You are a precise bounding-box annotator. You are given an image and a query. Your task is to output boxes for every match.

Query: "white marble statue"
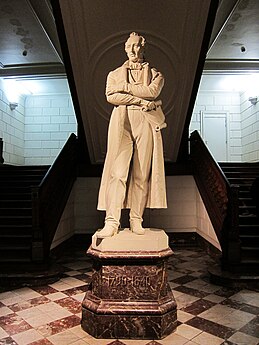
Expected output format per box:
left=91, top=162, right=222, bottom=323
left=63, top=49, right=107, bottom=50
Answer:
left=97, top=32, right=167, bottom=238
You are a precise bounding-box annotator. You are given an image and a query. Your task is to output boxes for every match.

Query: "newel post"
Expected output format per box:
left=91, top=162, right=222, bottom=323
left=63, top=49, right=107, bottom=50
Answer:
left=31, top=186, right=44, bottom=262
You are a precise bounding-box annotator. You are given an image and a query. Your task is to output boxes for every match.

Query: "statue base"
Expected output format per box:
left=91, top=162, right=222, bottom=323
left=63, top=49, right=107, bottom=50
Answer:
left=81, top=228, right=177, bottom=339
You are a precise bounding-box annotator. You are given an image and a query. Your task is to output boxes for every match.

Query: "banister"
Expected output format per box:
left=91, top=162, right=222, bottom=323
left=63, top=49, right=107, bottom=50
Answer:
left=190, top=130, right=241, bottom=268
left=31, top=133, right=78, bottom=262
left=39, top=133, right=77, bottom=189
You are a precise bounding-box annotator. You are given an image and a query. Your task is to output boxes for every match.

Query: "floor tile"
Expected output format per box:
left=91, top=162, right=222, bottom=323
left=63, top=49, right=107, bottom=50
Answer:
left=203, top=294, right=226, bottom=303
left=36, top=315, right=81, bottom=337
left=227, top=331, right=259, bottom=345
left=0, top=306, right=13, bottom=317
left=12, top=329, right=43, bottom=345
left=174, top=285, right=209, bottom=298
left=182, top=299, right=215, bottom=315
left=198, top=304, right=236, bottom=323
left=239, top=315, right=259, bottom=338
left=186, top=316, right=234, bottom=339
left=230, top=289, right=259, bottom=307
left=0, top=314, right=32, bottom=336
left=64, top=270, right=82, bottom=276
left=45, top=292, right=68, bottom=301
left=0, top=327, right=9, bottom=339
left=174, top=292, right=200, bottom=309
left=191, top=331, right=224, bottom=345
left=0, top=337, right=19, bottom=344
left=175, top=324, right=202, bottom=339
left=177, top=310, right=194, bottom=323
left=1, top=247, right=258, bottom=345
left=159, top=331, right=189, bottom=344
left=47, top=329, right=80, bottom=345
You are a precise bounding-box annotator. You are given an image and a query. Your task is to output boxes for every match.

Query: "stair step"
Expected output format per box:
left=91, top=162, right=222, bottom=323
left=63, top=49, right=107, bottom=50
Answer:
left=239, top=224, right=259, bottom=236
left=0, top=165, right=49, bottom=171
left=239, top=198, right=254, bottom=206
left=0, top=208, right=32, bottom=216
left=0, top=258, right=31, bottom=263
left=0, top=193, right=31, bottom=201
left=0, top=225, right=32, bottom=236
left=0, top=181, right=41, bottom=188
left=239, top=205, right=256, bottom=211
left=224, top=173, right=259, bottom=179
left=228, top=177, right=255, bottom=185
left=0, top=186, right=32, bottom=192
left=0, top=174, right=44, bottom=180
left=0, top=233, right=32, bottom=238
left=241, top=246, right=259, bottom=260
left=240, top=235, right=259, bottom=246
left=241, top=259, right=259, bottom=265
left=219, top=162, right=259, bottom=169
left=238, top=214, right=259, bottom=225
left=0, top=200, right=32, bottom=207
left=0, top=236, right=32, bottom=246
left=0, top=216, right=32, bottom=225
left=0, top=165, right=50, bottom=266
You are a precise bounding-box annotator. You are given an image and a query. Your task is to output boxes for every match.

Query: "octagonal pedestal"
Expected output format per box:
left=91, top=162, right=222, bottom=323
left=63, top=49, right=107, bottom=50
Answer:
left=81, top=228, right=177, bottom=339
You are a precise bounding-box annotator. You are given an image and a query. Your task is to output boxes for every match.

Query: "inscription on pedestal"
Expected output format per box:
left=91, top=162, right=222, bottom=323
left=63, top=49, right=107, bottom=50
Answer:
left=92, top=264, right=167, bottom=300
left=107, top=275, right=151, bottom=288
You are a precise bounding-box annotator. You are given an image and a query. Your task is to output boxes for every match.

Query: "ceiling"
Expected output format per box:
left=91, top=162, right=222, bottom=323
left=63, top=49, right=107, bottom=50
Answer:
left=0, top=0, right=258, bottom=165
left=0, top=0, right=258, bottom=94
left=206, top=0, right=259, bottom=72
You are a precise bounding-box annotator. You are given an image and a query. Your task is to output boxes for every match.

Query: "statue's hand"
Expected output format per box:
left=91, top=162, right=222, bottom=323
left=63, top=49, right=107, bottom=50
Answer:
left=142, top=101, right=157, bottom=112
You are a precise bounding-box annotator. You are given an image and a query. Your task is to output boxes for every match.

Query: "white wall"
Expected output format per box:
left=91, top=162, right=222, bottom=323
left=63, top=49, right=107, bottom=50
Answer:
left=190, top=90, right=242, bottom=162
left=24, top=95, right=77, bottom=165
left=0, top=79, right=25, bottom=165
left=240, top=90, right=259, bottom=162
left=51, top=187, right=75, bottom=250
left=0, top=80, right=77, bottom=166
left=71, top=176, right=221, bottom=250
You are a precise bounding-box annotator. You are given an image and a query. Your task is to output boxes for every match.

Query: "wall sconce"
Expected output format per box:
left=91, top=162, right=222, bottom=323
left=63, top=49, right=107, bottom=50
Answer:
left=9, top=102, right=18, bottom=111
left=248, top=97, right=258, bottom=105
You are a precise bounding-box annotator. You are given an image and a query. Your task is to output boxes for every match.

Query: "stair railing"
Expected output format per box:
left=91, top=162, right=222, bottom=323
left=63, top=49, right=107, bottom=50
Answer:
left=189, top=130, right=241, bottom=269
left=31, top=133, right=78, bottom=262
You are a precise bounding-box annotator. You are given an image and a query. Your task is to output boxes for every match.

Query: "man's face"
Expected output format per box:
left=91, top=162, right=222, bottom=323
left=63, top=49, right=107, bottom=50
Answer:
left=125, top=36, right=144, bottom=62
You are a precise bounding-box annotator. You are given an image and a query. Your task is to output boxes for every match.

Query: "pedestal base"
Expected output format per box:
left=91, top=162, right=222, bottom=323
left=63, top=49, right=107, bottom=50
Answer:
left=81, top=228, right=177, bottom=339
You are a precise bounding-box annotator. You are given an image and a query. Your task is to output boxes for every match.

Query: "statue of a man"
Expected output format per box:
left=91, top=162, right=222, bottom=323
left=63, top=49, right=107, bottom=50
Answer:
left=97, top=32, right=167, bottom=238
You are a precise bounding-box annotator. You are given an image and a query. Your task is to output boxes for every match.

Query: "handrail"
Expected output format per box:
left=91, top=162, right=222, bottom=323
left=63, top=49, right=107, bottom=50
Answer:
left=31, top=133, right=78, bottom=262
left=190, top=130, right=241, bottom=268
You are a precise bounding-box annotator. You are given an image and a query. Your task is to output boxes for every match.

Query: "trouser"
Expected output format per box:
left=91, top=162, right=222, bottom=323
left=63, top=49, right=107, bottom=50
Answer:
left=105, top=110, right=153, bottom=227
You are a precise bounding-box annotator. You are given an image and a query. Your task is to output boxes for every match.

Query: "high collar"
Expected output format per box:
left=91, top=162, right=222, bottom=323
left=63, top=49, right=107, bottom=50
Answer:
left=123, top=60, right=149, bottom=70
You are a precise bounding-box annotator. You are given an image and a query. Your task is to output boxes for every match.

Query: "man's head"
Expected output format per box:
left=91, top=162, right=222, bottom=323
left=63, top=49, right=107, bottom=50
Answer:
left=125, top=32, right=145, bottom=62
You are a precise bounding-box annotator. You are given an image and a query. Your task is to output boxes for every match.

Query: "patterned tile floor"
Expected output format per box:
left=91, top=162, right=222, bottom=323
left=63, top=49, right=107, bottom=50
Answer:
left=0, top=247, right=259, bottom=345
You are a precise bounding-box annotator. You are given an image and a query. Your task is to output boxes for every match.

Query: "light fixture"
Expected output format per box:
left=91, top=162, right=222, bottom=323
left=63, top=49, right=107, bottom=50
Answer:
left=9, top=102, right=18, bottom=111
left=248, top=97, right=258, bottom=105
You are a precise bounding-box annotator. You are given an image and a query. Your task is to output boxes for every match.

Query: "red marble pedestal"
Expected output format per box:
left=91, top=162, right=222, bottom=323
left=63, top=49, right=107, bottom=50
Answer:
left=81, top=230, right=177, bottom=339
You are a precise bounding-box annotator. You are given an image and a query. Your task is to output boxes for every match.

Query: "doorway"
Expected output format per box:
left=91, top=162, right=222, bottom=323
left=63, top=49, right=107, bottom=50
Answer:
left=201, top=111, right=229, bottom=162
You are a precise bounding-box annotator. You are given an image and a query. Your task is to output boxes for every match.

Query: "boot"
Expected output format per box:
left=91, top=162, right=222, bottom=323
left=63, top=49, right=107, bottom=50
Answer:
left=130, top=219, right=145, bottom=235
left=96, top=223, right=118, bottom=238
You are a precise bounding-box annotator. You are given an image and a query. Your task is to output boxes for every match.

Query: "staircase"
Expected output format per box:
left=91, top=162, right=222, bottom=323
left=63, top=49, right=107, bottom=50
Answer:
left=219, top=162, right=259, bottom=271
left=0, top=165, right=49, bottom=268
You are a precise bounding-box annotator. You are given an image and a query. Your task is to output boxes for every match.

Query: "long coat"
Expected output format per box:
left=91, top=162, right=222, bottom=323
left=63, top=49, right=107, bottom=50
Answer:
left=97, top=60, right=167, bottom=210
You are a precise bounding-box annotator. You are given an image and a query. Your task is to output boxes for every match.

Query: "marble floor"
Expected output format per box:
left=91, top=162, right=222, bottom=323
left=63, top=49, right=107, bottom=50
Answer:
left=0, top=247, right=258, bottom=345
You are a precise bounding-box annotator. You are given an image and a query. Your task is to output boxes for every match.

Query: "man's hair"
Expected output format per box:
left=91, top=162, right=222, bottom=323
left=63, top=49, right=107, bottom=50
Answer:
left=126, top=32, right=146, bottom=47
